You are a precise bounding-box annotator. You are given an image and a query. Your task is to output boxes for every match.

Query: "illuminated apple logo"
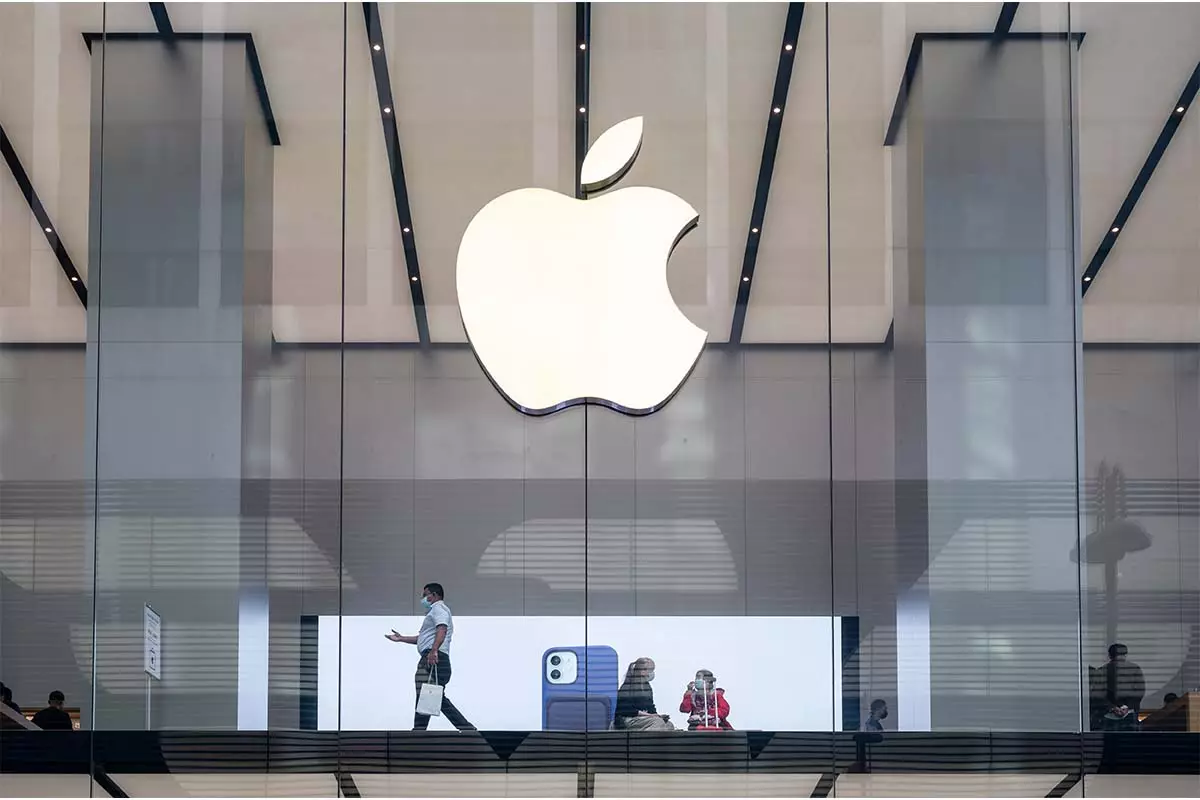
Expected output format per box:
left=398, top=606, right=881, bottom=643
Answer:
left=456, top=117, right=706, bottom=416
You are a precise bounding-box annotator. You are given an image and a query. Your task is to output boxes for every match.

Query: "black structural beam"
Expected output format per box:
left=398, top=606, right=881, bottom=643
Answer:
left=994, top=3, right=1019, bottom=36
left=91, top=768, right=129, bottom=799
left=729, top=3, right=805, bottom=345
left=336, top=772, right=361, bottom=798
left=83, top=32, right=280, bottom=146
left=810, top=773, right=838, bottom=798
left=884, top=31, right=1084, bottom=147
left=1081, top=60, right=1200, bottom=295
left=0, top=122, right=88, bottom=306
left=1046, top=774, right=1081, bottom=798
left=148, top=2, right=173, bottom=35
left=575, top=2, right=591, bottom=199
left=361, top=3, right=429, bottom=344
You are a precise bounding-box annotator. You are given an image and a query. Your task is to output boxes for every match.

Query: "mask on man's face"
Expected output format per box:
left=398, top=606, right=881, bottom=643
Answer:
left=420, top=597, right=433, bottom=610
left=880, top=709, right=889, bottom=720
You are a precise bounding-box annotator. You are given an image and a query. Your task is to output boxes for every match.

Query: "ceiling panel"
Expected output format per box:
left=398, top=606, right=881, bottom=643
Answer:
left=1010, top=1, right=1071, bottom=34
left=163, top=3, right=358, bottom=344
left=383, top=2, right=574, bottom=343
left=829, top=2, right=893, bottom=343
left=0, top=3, right=1197, bottom=346
left=0, top=2, right=97, bottom=342
left=1074, top=2, right=1200, bottom=342
left=591, top=2, right=782, bottom=345
left=343, top=2, right=420, bottom=343
left=741, top=2, right=827, bottom=343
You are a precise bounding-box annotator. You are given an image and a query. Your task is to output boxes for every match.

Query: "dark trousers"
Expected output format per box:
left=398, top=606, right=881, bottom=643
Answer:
left=413, top=650, right=474, bottom=731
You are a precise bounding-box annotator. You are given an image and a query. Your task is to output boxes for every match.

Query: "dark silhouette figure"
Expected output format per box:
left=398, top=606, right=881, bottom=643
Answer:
left=1101, top=643, right=1145, bottom=731
left=32, top=691, right=73, bottom=731
left=862, top=698, right=888, bottom=732
left=0, top=682, right=20, bottom=714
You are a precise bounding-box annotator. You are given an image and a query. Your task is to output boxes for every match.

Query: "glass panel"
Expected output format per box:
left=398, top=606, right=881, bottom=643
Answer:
left=88, top=2, right=345, bottom=734
left=0, top=0, right=100, bottom=743
left=1075, top=1, right=1200, bottom=737
left=335, top=2, right=586, bottom=738
left=831, top=1, right=1083, bottom=735
left=1, top=2, right=1197, bottom=797
left=585, top=1, right=834, bottom=745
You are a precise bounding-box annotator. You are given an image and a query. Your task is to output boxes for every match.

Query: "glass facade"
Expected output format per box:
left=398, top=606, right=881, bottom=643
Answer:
left=0, top=2, right=1196, bottom=797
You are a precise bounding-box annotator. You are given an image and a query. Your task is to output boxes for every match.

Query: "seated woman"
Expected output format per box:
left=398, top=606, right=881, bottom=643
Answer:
left=613, top=657, right=673, bottom=730
left=679, top=669, right=732, bottom=730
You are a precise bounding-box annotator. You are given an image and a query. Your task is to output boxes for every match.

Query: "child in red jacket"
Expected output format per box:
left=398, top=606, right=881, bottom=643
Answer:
left=680, top=669, right=732, bottom=730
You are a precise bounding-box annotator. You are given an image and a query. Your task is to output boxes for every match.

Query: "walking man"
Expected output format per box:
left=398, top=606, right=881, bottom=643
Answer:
left=385, top=582, right=476, bottom=731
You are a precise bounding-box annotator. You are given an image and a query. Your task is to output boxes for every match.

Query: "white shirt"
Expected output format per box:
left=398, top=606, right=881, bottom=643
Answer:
left=416, top=600, right=453, bottom=654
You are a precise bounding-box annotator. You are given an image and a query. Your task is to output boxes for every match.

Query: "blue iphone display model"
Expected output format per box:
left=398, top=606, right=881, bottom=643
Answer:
left=541, top=645, right=619, bottom=731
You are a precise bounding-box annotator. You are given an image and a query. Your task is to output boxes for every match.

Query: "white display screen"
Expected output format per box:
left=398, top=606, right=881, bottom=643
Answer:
left=319, top=615, right=842, bottom=732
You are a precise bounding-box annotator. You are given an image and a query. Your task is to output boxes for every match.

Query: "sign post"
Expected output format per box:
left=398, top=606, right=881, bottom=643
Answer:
left=143, top=604, right=161, bottom=730
left=143, top=605, right=161, bottom=679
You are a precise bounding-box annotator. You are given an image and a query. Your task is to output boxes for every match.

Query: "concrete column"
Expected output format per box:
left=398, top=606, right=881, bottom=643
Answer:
left=86, top=37, right=273, bottom=730
left=893, top=37, right=1080, bottom=730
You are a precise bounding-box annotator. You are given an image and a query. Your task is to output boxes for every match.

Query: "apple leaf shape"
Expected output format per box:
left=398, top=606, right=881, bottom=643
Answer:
left=580, top=116, right=643, bottom=193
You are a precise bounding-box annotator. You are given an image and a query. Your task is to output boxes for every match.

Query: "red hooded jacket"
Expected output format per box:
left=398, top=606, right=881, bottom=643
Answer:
left=680, top=687, right=732, bottom=729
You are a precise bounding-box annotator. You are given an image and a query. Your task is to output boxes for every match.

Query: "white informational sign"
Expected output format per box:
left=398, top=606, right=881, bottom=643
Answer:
left=318, top=615, right=841, bottom=732
left=143, top=604, right=161, bottom=680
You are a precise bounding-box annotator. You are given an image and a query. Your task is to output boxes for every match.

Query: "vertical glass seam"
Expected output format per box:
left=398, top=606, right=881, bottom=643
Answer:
left=337, top=0, right=348, bottom=744
left=88, top=6, right=108, bottom=790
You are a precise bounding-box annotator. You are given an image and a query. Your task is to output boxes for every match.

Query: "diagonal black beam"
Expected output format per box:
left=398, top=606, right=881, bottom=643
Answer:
left=810, top=773, right=838, bottom=798
left=0, top=122, right=87, bottom=306
left=884, top=31, right=1084, bottom=147
left=362, top=3, right=429, bottom=344
left=148, top=2, right=173, bottom=35
left=994, top=3, right=1019, bottom=36
left=83, top=33, right=280, bottom=146
left=729, top=3, right=805, bottom=345
left=336, top=771, right=361, bottom=798
left=91, top=767, right=129, bottom=799
left=575, top=2, right=590, bottom=199
left=1081, top=61, right=1200, bottom=295
left=1045, top=774, right=1081, bottom=798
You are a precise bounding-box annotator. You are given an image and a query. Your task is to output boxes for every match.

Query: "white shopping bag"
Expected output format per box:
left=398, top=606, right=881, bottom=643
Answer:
left=416, top=666, right=443, bottom=717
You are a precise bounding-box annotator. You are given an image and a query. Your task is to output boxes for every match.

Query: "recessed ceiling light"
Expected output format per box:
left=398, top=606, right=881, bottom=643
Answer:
left=784, top=43, right=793, bottom=51
left=411, top=275, right=418, bottom=282
left=1111, top=226, right=1120, bottom=233
left=383, top=107, right=392, bottom=114
left=1083, top=275, right=1092, bottom=282
left=579, top=43, right=586, bottom=50
left=579, top=106, right=587, bottom=114
left=1177, top=105, right=1186, bottom=113
left=70, top=276, right=78, bottom=282
left=751, top=227, right=759, bottom=234
left=402, top=226, right=411, bottom=233
left=773, top=107, right=781, bottom=114
left=373, top=44, right=381, bottom=51
left=742, top=276, right=750, bottom=282
left=44, top=226, right=52, bottom=233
